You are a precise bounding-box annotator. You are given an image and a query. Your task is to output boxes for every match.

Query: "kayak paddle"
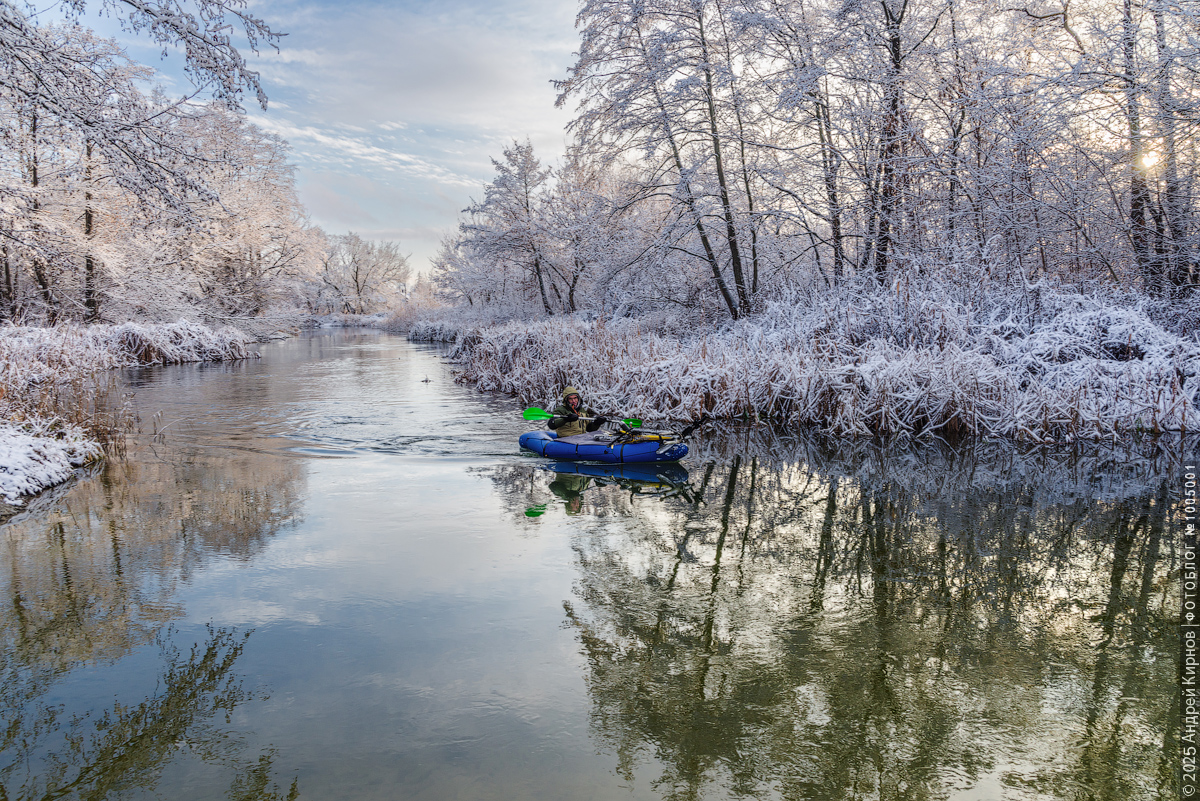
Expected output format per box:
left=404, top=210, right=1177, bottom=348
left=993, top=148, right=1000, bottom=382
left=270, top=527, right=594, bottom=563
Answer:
left=522, top=407, right=643, bottom=428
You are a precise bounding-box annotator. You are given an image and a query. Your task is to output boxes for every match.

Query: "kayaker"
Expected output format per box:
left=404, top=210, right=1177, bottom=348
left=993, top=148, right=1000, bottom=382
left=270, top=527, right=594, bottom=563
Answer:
left=548, top=386, right=608, bottom=438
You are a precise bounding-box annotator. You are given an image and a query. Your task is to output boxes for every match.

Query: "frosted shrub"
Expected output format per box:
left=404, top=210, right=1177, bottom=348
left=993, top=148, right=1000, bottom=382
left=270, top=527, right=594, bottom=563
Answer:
left=0, top=321, right=255, bottom=505
left=448, top=284, right=1199, bottom=442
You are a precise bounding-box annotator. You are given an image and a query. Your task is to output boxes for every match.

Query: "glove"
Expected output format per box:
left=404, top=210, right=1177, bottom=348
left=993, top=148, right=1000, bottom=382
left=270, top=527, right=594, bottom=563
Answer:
left=594, top=416, right=608, bottom=426
left=564, top=412, right=579, bottom=422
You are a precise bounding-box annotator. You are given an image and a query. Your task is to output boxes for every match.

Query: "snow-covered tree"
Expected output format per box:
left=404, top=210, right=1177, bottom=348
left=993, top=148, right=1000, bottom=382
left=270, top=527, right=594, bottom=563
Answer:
left=458, top=140, right=557, bottom=314
left=312, top=233, right=411, bottom=315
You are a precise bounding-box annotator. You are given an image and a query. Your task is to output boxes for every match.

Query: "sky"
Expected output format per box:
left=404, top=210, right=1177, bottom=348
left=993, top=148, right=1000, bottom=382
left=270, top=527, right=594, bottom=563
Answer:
left=95, top=0, right=581, bottom=272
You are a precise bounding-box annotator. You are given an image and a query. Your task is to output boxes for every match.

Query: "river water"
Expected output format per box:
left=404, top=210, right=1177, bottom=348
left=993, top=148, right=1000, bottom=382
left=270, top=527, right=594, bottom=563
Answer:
left=0, top=329, right=1186, bottom=800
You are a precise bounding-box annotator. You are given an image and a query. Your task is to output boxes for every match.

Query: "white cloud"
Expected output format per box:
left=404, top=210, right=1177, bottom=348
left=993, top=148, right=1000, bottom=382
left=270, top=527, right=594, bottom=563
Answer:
left=239, top=0, right=577, bottom=271
left=53, top=0, right=579, bottom=273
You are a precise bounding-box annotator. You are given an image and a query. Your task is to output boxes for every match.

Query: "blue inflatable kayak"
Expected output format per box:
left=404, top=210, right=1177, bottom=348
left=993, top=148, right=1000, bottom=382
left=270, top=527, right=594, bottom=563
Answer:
left=519, top=430, right=687, bottom=463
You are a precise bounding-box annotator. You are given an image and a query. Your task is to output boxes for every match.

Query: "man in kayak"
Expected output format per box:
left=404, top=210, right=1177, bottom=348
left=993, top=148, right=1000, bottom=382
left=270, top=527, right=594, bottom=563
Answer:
left=548, top=386, right=608, bottom=438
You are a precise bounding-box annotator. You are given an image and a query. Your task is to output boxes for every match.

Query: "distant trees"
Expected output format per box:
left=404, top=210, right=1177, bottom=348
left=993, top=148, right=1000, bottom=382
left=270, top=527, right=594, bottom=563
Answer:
left=310, top=234, right=411, bottom=315
left=435, top=0, right=1199, bottom=321
left=0, top=5, right=418, bottom=326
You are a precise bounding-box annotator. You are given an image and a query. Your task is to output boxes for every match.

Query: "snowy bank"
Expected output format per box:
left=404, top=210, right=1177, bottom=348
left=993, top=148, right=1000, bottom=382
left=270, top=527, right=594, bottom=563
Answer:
left=0, top=320, right=254, bottom=378
left=0, top=422, right=101, bottom=506
left=444, top=286, right=1199, bottom=443
left=0, top=321, right=255, bottom=507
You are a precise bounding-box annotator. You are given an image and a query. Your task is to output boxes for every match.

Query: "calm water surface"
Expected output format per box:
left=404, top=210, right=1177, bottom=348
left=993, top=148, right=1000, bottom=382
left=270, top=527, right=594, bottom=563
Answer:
left=0, top=329, right=1186, bottom=800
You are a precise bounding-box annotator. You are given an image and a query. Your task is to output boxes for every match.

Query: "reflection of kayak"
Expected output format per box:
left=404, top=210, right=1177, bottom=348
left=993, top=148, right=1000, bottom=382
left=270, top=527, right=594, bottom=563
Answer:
left=519, top=430, right=688, bottom=464
left=541, top=460, right=689, bottom=485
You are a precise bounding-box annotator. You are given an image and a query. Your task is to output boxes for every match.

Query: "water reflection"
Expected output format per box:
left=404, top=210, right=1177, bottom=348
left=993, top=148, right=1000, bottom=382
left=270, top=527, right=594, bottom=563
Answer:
left=0, top=436, right=306, bottom=799
left=1, top=328, right=1190, bottom=800
left=0, top=625, right=297, bottom=801
left=489, top=435, right=1188, bottom=800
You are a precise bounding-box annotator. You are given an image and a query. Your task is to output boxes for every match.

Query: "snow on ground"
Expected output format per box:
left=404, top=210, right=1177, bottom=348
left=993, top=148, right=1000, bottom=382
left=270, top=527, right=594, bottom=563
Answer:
left=0, top=422, right=101, bottom=505
left=402, top=283, right=1200, bottom=443
left=0, top=320, right=255, bottom=507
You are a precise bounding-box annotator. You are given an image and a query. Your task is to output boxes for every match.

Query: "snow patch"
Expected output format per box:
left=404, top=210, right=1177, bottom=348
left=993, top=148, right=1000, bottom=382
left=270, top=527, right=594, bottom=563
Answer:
left=0, top=422, right=101, bottom=505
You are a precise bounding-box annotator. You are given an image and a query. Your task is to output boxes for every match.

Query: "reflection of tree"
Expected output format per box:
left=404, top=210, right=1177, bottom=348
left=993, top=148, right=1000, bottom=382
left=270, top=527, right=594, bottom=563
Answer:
left=558, top=436, right=1184, bottom=800
left=0, top=440, right=305, bottom=800
left=0, top=626, right=297, bottom=800
left=1, top=448, right=304, bottom=674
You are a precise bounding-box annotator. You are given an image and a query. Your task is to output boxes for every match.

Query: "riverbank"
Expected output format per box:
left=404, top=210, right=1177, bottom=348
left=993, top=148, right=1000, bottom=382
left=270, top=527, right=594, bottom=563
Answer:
left=391, top=283, right=1200, bottom=443
left=0, top=320, right=256, bottom=507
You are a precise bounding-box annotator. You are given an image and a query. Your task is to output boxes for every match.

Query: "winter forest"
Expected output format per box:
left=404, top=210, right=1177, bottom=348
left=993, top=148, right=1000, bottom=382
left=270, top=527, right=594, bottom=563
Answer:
left=442, top=0, right=1200, bottom=320
left=0, top=5, right=411, bottom=326
left=2, top=0, right=1199, bottom=501
left=424, top=0, right=1200, bottom=441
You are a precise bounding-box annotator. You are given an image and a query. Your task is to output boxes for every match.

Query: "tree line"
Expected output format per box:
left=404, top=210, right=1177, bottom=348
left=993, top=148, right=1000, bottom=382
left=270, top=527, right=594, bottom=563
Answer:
left=0, top=2, right=410, bottom=325
left=435, top=0, right=1199, bottom=322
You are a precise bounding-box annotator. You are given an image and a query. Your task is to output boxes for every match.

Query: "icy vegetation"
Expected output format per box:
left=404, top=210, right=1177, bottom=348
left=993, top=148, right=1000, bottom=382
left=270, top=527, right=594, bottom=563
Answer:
left=0, top=320, right=254, bottom=375
left=0, top=321, right=254, bottom=506
left=0, top=422, right=101, bottom=505
left=421, top=0, right=1198, bottom=444
left=434, top=283, right=1199, bottom=443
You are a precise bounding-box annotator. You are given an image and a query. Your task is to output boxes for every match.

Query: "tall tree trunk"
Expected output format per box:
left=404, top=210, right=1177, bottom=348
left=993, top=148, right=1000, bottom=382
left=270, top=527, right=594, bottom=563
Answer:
left=872, top=0, right=906, bottom=284
left=716, top=0, right=762, bottom=297
left=532, top=253, right=553, bottom=315
left=84, top=139, right=99, bottom=322
left=26, top=103, right=55, bottom=323
left=638, top=28, right=739, bottom=319
left=697, top=7, right=751, bottom=314
left=1152, top=0, right=1191, bottom=293
left=1122, top=0, right=1157, bottom=293
left=0, top=241, right=12, bottom=321
left=815, top=86, right=846, bottom=282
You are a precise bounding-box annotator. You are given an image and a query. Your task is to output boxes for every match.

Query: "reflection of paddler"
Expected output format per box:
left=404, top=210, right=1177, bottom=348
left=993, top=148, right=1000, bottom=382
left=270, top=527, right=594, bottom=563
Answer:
left=549, top=473, right=592, bottom=515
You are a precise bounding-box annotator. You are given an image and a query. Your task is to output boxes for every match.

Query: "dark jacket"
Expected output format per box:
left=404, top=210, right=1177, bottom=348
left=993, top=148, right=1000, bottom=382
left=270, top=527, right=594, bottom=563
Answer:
left=549, top=388, right=603, bottom=438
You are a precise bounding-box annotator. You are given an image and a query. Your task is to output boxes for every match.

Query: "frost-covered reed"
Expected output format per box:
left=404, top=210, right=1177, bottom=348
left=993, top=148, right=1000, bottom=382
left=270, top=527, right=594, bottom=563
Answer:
left=0, top=321, right=255, bottom=507
left=0, top=320, right=254, bottom=380
left=448, top=285, right=1199, bottom=442
left=382, top=303, right=524, bottom=343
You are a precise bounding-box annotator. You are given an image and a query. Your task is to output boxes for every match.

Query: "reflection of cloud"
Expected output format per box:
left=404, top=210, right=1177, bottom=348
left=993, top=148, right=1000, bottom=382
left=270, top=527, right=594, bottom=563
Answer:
left=217, top=600, right=322, bottom=626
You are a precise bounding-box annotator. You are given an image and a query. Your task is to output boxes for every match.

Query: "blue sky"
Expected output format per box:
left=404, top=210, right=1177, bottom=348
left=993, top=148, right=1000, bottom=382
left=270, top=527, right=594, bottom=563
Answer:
left=91, top=0, right=580, bottom=271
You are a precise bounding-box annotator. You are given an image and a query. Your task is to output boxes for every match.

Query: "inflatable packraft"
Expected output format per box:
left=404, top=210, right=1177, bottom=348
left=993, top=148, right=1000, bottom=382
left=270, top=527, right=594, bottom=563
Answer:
left=519, top=429, right=687, bottom=464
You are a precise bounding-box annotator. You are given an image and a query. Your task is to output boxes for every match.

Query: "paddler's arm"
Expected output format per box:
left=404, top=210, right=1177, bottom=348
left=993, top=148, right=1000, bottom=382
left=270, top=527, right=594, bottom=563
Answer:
left=584, top=409, right=608, bottom=432
left=548, top=408, right=578, bottom=430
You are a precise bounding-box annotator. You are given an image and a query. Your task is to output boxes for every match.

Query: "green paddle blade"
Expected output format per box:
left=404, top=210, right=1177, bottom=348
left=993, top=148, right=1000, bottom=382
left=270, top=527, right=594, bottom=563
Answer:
left=521, top=406, right=642, bottom=427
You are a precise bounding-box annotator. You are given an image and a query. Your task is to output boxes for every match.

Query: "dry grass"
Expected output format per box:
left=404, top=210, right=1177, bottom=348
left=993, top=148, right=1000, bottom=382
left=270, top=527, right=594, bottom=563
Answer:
left=0, top=321, right=255, bottom=450
left=439, top=286, right=1199, bottom=443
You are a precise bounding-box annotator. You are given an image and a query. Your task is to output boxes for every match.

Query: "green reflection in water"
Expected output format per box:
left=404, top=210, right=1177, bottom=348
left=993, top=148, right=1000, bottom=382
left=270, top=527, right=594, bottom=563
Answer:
left=496, top=435, right=1187, bottom=800
left=0, top=625, right=296, bottom=801
left=0, top=442, right=305, bottom=800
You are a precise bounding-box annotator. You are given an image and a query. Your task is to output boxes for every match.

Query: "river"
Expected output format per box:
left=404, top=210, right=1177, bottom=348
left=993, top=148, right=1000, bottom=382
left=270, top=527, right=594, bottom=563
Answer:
left=0, top=328, right=1186, bottom=800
